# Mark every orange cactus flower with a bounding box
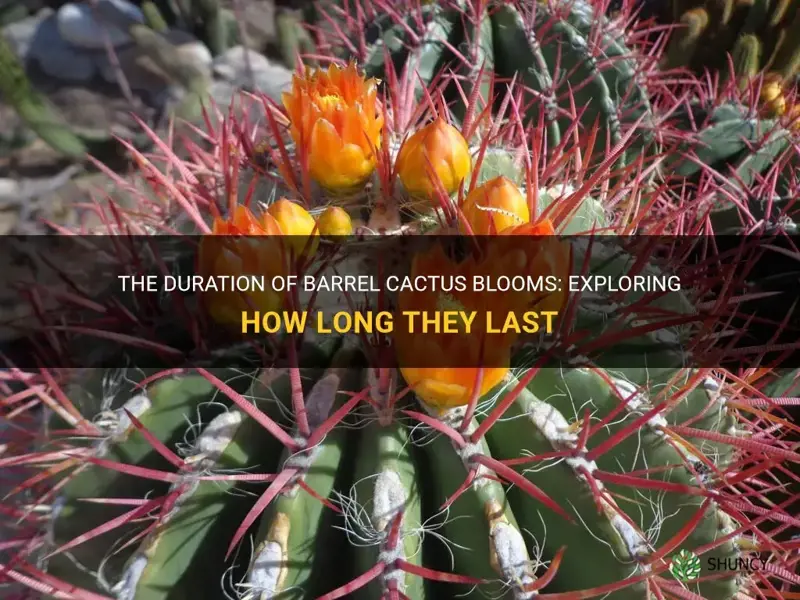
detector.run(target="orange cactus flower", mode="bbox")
[394,244,514,411]
[460,176,530,234]
[502,219,571,315]
[396,117,472,199]
[282,62,384,192]
[395,222,570,410]
[267,198,319,257]
[198,205,285,326]
[316,206,353,236]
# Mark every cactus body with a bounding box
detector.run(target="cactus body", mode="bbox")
[29,360,768,600]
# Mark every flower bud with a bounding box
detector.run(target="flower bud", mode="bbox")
[316,206,353,236]
[282,62,383,192]
[460,176,530,234]
[267,198,320,257]
[396,117,472,199]
[198,205,283,326]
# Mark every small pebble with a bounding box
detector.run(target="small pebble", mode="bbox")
[56,0,144,50]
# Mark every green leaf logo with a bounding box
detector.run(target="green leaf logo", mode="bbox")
[670,549,701,582]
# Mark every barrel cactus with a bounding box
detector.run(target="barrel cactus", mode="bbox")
[646,0,800,234]
[1,50,798,600]
[313,0,668,168]
[308,0,800,233]
[660,0,800,89]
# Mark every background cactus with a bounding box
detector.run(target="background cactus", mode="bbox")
[648,0,800,233]
[1,47,798,600]
[660,0,800,88]
[0,31,111,159]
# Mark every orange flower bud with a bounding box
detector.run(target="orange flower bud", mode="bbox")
[267,198,319,257]
[396,117,472,199]
[761,73,788,117]
[503,219,570,315]
[395,222,569,409]
[460,176,530,234]
[316,206,353,236]
[394,244,516,410]
[198,205,284,326]
[282,62,384,192]
[401,365,510,412]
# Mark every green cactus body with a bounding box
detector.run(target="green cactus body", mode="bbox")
[666,101,798,232]
[0,33,90,159]
[350,417,425,599]
[28,210,764,600]
[45,374,242,592]
[34,364,758,600]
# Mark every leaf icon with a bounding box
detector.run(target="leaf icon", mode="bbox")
[670,549,702,582]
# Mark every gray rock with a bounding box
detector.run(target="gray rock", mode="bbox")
[98,30,213,95]
[239,2,277,50]
[56,0,144,50]
[2,9,50,62]
[213,46,292,99]
[29,13,98,82]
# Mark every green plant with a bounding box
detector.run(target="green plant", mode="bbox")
[663,93,800,233]
[0,32,94,159]
[0,20,210,164]
[661,0,800,85]
[2,51,798,600]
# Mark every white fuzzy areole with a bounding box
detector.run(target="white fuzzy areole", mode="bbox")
[305,374,340,432]
[194,410,243,461]
[249,542,284,598]
[111,394,151,438]
[113,554,149,600]
[373,470,407,533]
[607,511,650,560]
[526,401,576,447]
[491,522,537,598]
[703,376,721,392]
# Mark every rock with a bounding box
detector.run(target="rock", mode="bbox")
[212,45,292,98]
[238,2,277,51]
[28,13,98,82]
[98,30,212,98]
[0,209,18,235]
[56,0,144,50]
[2,9,50,62]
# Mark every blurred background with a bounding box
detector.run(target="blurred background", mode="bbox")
[0,0,315,234]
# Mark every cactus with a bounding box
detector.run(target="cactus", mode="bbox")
[0,14,212,163]
[1,48,798,600]
[314,0,664,169]
[312,0,800,232]
[661,0,800,85]
[664,95,800,233]
[0,32,95,159]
